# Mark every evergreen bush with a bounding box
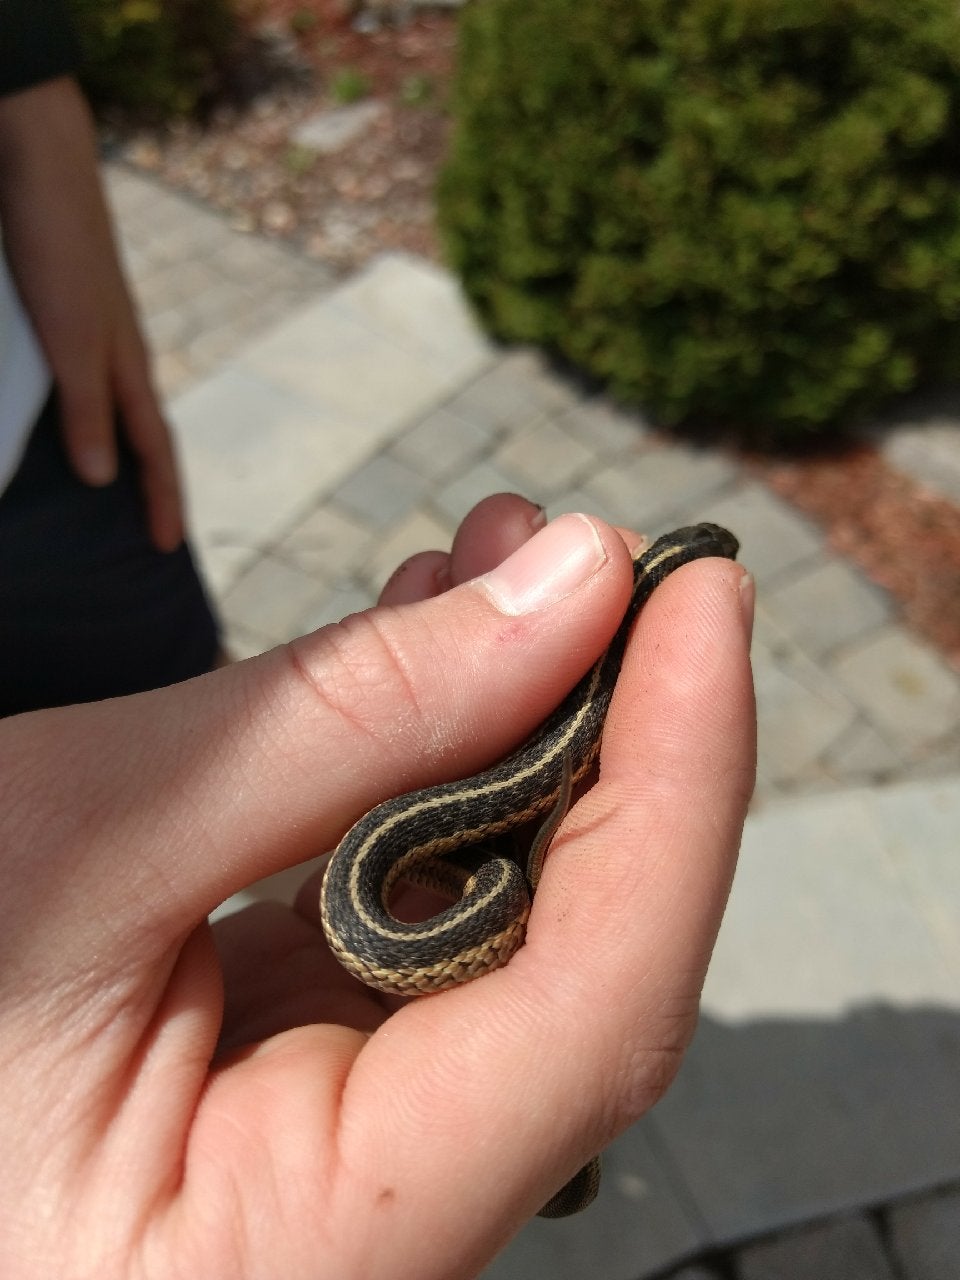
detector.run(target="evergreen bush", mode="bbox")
[69,0,236,119]
[438,0,960,439]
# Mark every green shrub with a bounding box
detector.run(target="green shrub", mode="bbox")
[438,0,960,439]
[69,0,236,119]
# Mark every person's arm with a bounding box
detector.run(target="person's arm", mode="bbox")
[0,75,183,550]
[0,500,755,1278]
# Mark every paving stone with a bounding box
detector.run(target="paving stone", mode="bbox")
[152,350,194,398]
[448,349,579,435]
[274,504,373,578]
[481,1123,705,1280]
[433,459,525,523]
[103,164,156,216]
[751,632,859,784]
[883,417,960,506]
[208,231,303,278]
[240,291,469,434]
[666,1267,723,1280]
[221,554,328,643]
[170,366,365,593]
[735,1215,896,1280]
[187,319,260,372]
[653,780,960,1248]
[142,304,194,353]
[329,252,494,384]
[296,581,376,632]
[222,622,272,661]
[585,443,736,529]
[390,407,493,481]
[134,258,227,315]
[820,718,905,783]
[558,397,650,457]
[292,99,386,154]
[887,1184,960,1280]
[362,507,455,591]
[763,558,892,658]
[871,776,960,976]
[829,625,960,749]
[708,781,960,1017]
[545,486,639,530]
[494,416,597,497]
[697,483,823,584]
[332,453,431,530]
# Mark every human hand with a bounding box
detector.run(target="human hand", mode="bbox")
[0,77,182,551]
[0,495,755,1279]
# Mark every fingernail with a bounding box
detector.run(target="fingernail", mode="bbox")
[739,571,755,646]
[478,513,608,615]
[76,445,116,486]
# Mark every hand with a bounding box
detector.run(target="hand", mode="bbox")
[0,76,182,551]
[0,496,755,1280]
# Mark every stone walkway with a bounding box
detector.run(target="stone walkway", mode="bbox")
[107,162,960,1280]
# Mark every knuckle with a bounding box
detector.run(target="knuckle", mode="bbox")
[283,608,433,758]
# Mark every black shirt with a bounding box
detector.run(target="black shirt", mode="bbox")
[0,0,81,98]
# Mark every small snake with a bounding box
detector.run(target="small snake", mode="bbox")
[321,522,739,1216]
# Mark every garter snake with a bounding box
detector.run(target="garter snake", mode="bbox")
[320,521,739,1216]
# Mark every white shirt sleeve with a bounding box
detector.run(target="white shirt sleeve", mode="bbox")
[0,245,52,493]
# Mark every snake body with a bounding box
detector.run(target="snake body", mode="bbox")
[320,522,739,1215]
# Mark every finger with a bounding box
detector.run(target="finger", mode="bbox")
[212,901,387,1056]
[378,495,546,607]
[113,339,185,552]
[327,556,755,1247]
[379,550,451,606]
[55,367,118,487]
[449,492,546,582]
[1,514,636,982]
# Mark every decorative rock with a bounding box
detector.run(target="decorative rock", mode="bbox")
[291,100,386,156]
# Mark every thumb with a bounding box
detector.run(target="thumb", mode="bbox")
[0,514,635,978]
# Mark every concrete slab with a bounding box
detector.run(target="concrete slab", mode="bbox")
[736,1215,897,1280]
[238,294,469,432]
[445,349,579,435]
[697,482,822,585]
[887,1184,960,1280]
[751,632,858,783]
[171,367,358,591]
[557,397,650,457]
[328,252,495,384]
[332,453,431,530]
[221,554,331,644]
[494,417,597,496]
[883,418,960,506]
[480,1124,705,1280]
[390,407,493,481]
[274,505,374,579]
[585,444,736,529]
[763,558,893,658]
[648,778,960,1249]
[829,626,960,749]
